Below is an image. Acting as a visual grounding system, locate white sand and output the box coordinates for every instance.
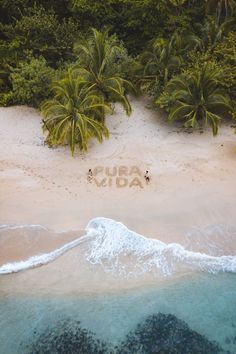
[0,96,236,294]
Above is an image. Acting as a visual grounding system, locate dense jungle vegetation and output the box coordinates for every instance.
[0,0,236,154]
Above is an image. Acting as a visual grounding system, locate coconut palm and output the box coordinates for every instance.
[140,32,199,93]
[41,69,110,156]
[142,35,181,83]
[206,0,236,18]
[139,36,181,94]
[199,16,232,51]
[74,28,133,115]
[158,64,232,135]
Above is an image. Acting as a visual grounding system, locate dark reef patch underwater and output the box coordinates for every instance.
[1,273,236,354]
[27,314,221,354]
[117,314,221,354]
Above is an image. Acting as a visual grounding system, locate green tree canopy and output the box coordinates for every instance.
[0,5,80,66]
[9,55,54,107]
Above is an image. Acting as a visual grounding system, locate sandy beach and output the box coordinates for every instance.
[0,97,236,293]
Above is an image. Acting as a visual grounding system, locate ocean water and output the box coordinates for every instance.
[0,218,236,354]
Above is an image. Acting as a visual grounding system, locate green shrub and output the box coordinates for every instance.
[0,5,80,67]
[9,55,54,107]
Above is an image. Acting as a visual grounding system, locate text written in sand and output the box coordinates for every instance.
[92,166,144,188]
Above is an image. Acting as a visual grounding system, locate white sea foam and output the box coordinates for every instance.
[0,224,48,231]
[0,217,235,275]
[85,218,236,276]
[0,234,90,274]
[0,224,80,233]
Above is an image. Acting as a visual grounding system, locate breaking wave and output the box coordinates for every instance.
[0,217,235,276]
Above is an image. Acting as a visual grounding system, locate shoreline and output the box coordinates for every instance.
[0,226,84,265]
[0,216,235,296]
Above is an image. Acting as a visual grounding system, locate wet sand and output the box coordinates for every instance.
[0,227,84,264]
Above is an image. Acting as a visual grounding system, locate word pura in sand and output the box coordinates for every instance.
[93,166,144,188]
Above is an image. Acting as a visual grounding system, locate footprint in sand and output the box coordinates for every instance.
[1,160,78,197]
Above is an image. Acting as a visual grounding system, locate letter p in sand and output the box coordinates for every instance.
[93,166,104,176]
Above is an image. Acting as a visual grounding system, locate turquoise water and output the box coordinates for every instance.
[0,273,235,354]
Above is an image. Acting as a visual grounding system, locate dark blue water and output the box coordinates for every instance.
[0,273,235,353]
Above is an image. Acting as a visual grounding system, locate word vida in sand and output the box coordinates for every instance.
[93,166,144,188]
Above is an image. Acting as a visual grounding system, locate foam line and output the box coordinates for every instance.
[0,224,48,231]
[0,234,90,274]
[0,217,235,275]
[85,218,236,275]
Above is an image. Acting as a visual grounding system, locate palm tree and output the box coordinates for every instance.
[41,69,110,156]
[74,28,133,115]
[199,16,232,51]
[205,0,236,18]
[157,64,232,135]
[142,35,181,82]
[140,32,199,93]
[139,36,181,94]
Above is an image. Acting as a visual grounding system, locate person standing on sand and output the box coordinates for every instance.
[144,170,150,182]
[88,169,93,183]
